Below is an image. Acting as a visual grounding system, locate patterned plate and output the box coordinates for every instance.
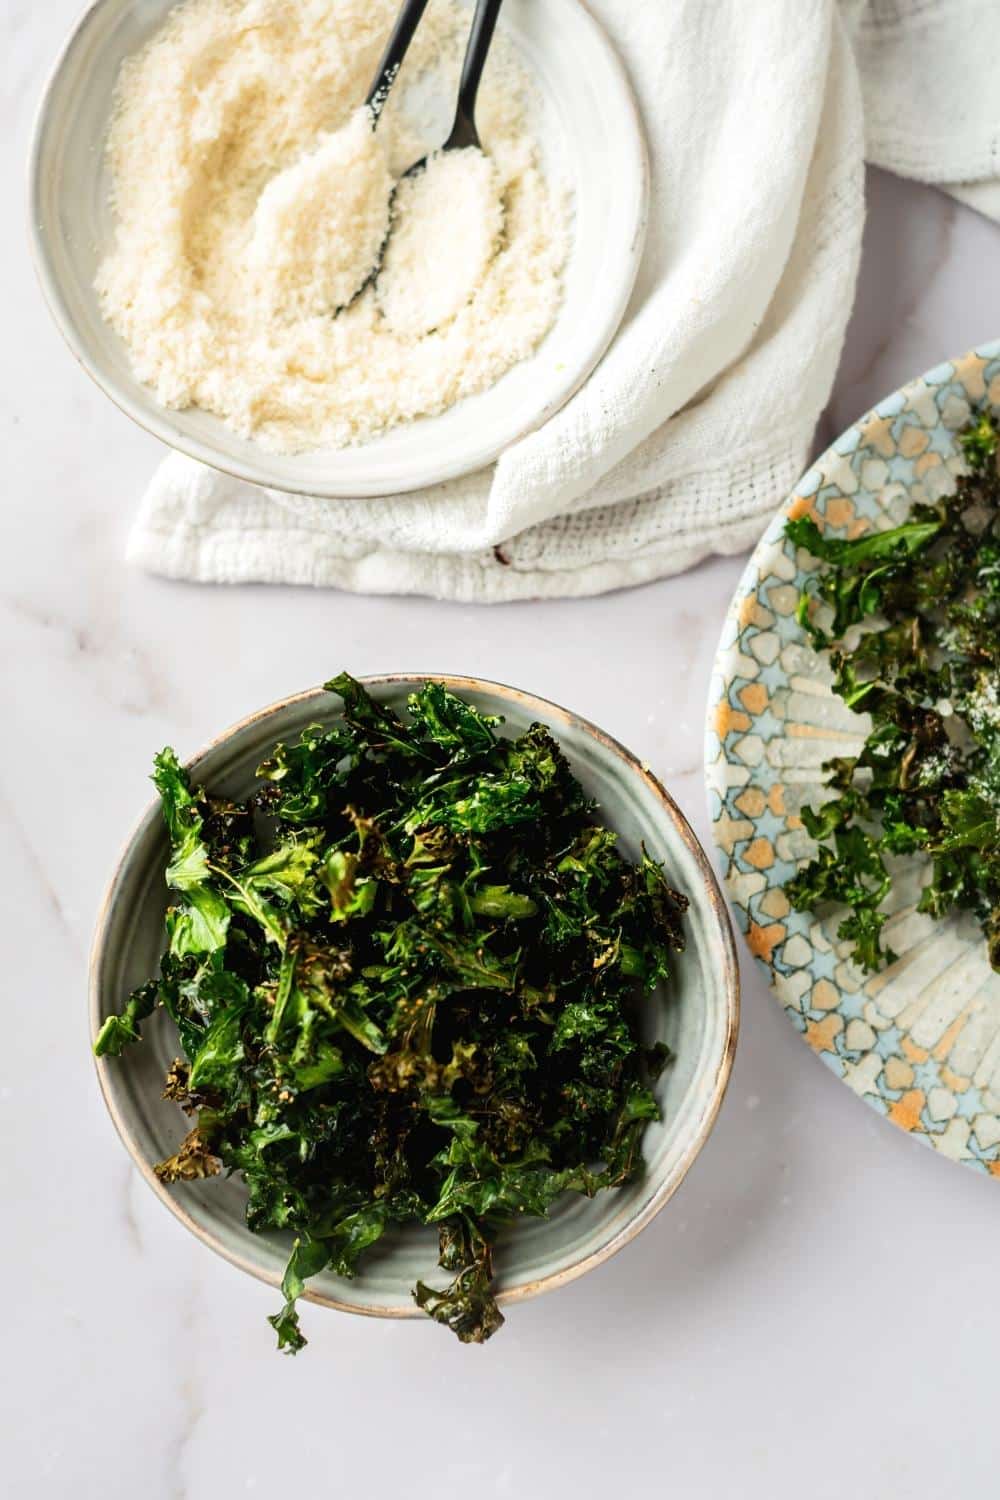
[706,341,1000,1173]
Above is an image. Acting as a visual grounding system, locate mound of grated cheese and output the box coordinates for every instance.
[95,0,569,454]
[247,107,392,320]
[376,147,504,339]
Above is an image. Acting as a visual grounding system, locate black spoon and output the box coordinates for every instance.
[364,0,432,124]
[366,0,504,155]
[415,0,504,160]
[355,0,505,301]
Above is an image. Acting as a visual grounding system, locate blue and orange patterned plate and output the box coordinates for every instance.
[706,342,1000,1173]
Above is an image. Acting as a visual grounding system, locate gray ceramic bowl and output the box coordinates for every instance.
[91,676,739,1322]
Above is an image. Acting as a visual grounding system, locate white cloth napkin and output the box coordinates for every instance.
[129,0,1000,602]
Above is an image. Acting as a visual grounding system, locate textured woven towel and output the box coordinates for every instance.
[129,0,1000,602]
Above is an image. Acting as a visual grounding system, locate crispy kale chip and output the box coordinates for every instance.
[95,675,688,1350]
[786,409,1000,973]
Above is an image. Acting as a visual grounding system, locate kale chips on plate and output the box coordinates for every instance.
[787,411,1000,974]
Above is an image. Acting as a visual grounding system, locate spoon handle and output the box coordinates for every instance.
[365,0,431,120]
[447,0,504,150]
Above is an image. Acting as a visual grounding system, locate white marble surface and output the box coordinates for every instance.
[7,5,1000,1495]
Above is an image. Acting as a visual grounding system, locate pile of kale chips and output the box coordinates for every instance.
[786,410,1000,973]
[96,674,687,1349]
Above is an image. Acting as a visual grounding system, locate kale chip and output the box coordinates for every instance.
[786,410,1000,973]
[96,674,688,1350]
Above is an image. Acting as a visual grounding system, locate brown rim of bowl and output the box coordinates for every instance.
[90,674,740,1319]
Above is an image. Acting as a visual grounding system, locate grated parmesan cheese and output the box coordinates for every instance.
[95,0,569,454]
[376,148,504,339]
[966,671,1000,735]
[247,107,392,320]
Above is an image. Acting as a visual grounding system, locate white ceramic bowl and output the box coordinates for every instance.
[29,0,648,497]
[92,676,738,1324]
